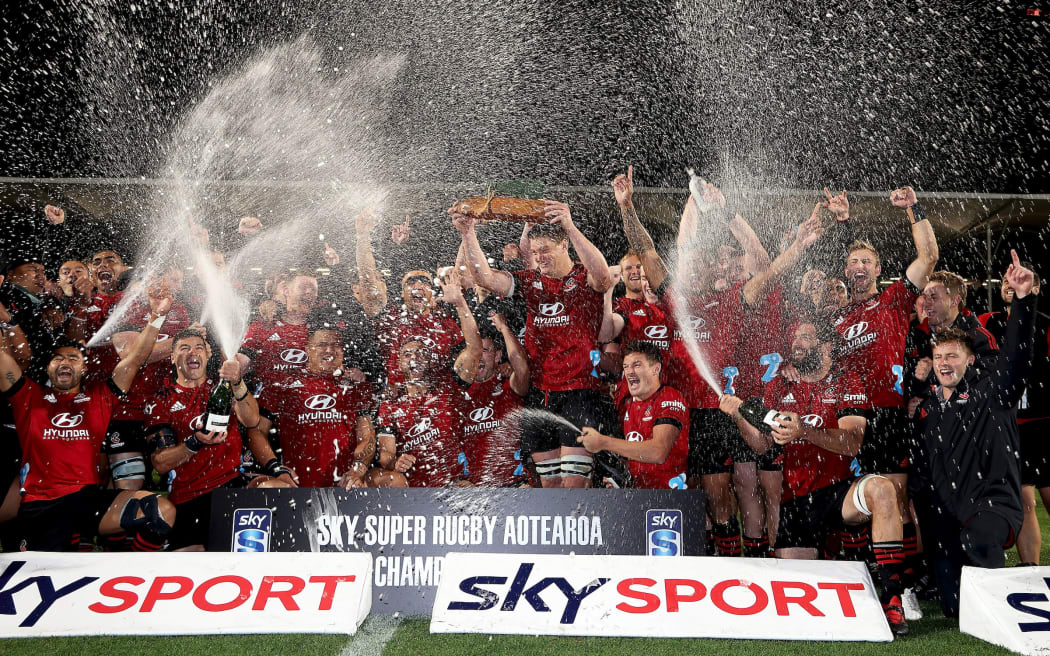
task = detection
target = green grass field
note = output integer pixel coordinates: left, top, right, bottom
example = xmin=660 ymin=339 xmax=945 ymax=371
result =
xmin=4 ymin=503 xmax=1046 ymax=656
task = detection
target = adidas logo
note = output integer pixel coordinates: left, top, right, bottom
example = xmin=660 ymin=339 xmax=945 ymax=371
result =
xmin=170 ymin=401 xmax=186 ymax=412
xmin=85 ymin=305 xmax=101 ymax=313
xmin=782 ymin=393 xmax=796 ymax=403
xmin=44 ymin=394 xmax=57 ymax=403
xmin=267 ymin=333 xmax=281 ymax=342
xmin=286 ymin=380 xmax=305 ymax=389
xmin=632 ymin=309 xmax=647 ymax=316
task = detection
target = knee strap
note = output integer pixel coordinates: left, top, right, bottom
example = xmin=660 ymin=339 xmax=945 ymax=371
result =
xmin=852 ymin=474 xmax=887 ymax=518
xmin=534 ymin=457 xmax=562 ymax=479
xmin=111 ymin=456 xmax=146 ymax=482
xmin=120 ymin=494 xmax=172 ymax=537
xmin=561 ymin=455 xmax=594 ymax=478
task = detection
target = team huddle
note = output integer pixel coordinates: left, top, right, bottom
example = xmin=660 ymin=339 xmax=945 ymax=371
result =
xmin=0 ymin=170 xmax=1044 ymax=636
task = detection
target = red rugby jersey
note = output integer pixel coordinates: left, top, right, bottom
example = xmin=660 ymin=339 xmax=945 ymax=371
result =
xmin=241 ymin=319 xmax=310 ymax=387
xmin=621 ymin=385 xmax=690 ymax=490
xmin=374 ymin=381 xmax=468 ymax=488
xmin=512 ymin=264 xmax=604 ymax=392
xmin=374 ymin=305 xmax=463 ymax=385
xmin=831 ymin=279 xmax=919 ymax=408
xmin=145 ymin=380 xmax=242 ymax=504
xmin=762 ymin=369 xmax=869 ymax=502
xmin=6 ymin=377 xmax=123 ymax=503
xmin=661 ymin=282 xmax=746 ymax=409
xmin=257 ymin=370 xmax=375 ymax=487
xmin=464 ymin=375 xmax=525 ymax=487
xmin=84 ymin=290 xmax=122 ymax=340
xmin=733 ymin=286 xmax=786 ymax=400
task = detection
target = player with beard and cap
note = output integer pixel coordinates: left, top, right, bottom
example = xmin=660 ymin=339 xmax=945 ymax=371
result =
xmin=616 ymin=166 xmax=824 ymax=557
xmin=577 ymin=341 xmax=690 ymax=490
xmin=453 ymin=197 xmax=612 ymax=489
xmin=461 ymin=312 xmax=530 ymax=487
xmin=0 ymin=284 xmax=177 ymax=552
xmin=978 ymin=260 xmax=1049 ymax=567
xmin=909 ymin=252 xmax=1036 ymax=618
xmin=719 ymin=319 xmax=911 ymax=636
xmin=255 ymin=308 xmax=377 ymax=489
xmin=369 ymin=270 xmax=482 ymax=488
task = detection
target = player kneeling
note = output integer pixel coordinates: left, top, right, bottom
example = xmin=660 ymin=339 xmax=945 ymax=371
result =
xmin=577 ymin=341 xmax=689 ymax=490
xmin=719 ymin=319 xmax=909 ymax=636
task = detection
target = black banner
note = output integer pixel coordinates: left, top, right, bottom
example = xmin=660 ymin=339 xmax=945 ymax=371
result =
xmin=210 ymin=488 xmax=706 ymax=615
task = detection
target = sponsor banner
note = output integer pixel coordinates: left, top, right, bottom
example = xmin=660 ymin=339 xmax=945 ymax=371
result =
xmin=210 ymin=488 xmax=705 ymax=615
xmin=960 ymin=565 xmax=1050 ymax=656
xmin=0 ymin=552 xmax=371 ymax=637
xmin=431 ymin=553 xmax=892 ymax=641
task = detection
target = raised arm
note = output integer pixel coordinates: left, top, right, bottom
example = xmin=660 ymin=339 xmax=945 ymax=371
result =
xmin=441 ymin=270 xmax=483 ymax=384
xmin=519 ymin=222 xmax=537 ymax=270
xmin=545 ymin=200 xmax=611 ymax=293
xmin=613 ymin=166 xmax=670 ymax=292
xmin=492 ymin=312 xmax=530 ymax=397
xmin=741 ymin=205 xmax=824 ymax=308
xmin=0 ymin=293 xmax=31 ymax=375
xmin=728 ymin=214 xmax=771 ymax=275
xmin=718 ymin=395 xmax=773 ymax=455
xmin=341 ymin=415 xmax=377 ymax=489
xmin=774 ymin=413 xmax=866 ymax=457
xmin=994 ymin=251 xmax=1038 ymax=407
xmin=111 ymin=286 xmax=172 ymax=393
xmin=450 ymin=211 xmax=514 ymax=297
xmin=221 ymin=358 xmax=260 ymax=430
xmin=0 ymin=326 xmax=23 ymax=393
xmin=577 ymin=424 xmax=679 ymax=464
xmin=891 ymin=186 xmax=939 ymax=291
xmin=354 ymin=208 xmax=388 ymax=317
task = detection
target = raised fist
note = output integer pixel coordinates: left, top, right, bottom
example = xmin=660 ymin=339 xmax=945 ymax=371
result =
xmin=889 ymin=186 xmax=918 ymax=209
xmin=238 ymin=216 xmax=263 ymax=235
xmin=44 ymin=204 xmax=65 ymax=225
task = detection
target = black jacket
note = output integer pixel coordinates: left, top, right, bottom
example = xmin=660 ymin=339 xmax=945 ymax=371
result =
xmin=905 ymin=309 xmax=999 ymax=398
xmin=908 ymin=294 xmax=1036 ymax=533
xmin=980 ymin=308 xmax=1050 ymax=421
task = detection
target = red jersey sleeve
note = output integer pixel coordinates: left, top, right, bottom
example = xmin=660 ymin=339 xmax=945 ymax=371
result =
xmin=837 ymin=369 xmax=871 ymax=418
xmin=653 ymin=388 xmax=689 ymax=432
xmin=374 ymin=400 xmax=398 ymax=437
xmin=145 ymin=392 xmax=171 ymax=431
xmin=240 ymin=321 xmax=265 ymax=356
xmin=885 ymin=278 xmax=920 ymax=314
xmin=4 ymin=376 xmax=41 ymax=424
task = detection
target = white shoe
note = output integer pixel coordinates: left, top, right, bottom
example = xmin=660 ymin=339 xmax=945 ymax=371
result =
xmin=902 ymin=587 xmax=923 ymax=621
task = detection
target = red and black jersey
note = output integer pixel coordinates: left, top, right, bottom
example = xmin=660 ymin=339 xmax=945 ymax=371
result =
xmin=145 ymin=380 xmax=242 ymax=504
xmin=621 ymin=385 xmax=690 ymax=490
xmin=733 ymin=286 xmax=786 ymax=400
xmin=374 ymin=305 xmax=463 ymax=385
xmin=661 ymin=282 xmax=746 ymax=409
xmin=831 ymin=279 xmax=919 ymax=408
xmin=762 ymin=369 xmax=870 ymax=502
xmin=611 ymin=295 xmax=677 ymax=412
xmin=512 ymin=264 xmax=604 ymax=392
xmin=5 ymin=377 xmax=124 ymax=503
xmin=257 ymin=370 xmax=375 ymax=487
xmin=374 ymin=381 xmax=468 ymax=487
xmin=464 ymin=375 xmax=525 ymax=487
xmin=241 ymin=319 xmax=310 ymax=387
xmin=84 ymin=290 xmax=122 ymax=340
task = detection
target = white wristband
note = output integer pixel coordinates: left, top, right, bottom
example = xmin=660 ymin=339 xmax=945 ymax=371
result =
xmin=149 ymin=314 xmax=167 ymax=329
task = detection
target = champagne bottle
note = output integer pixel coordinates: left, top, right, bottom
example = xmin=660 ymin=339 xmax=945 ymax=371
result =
xmin=204 ymin=379 xmax=233 ymax=432
xmin=738 ymin=397 xmax=788 ymax=434
xmin=686 ymin=168 xmax=718 ymax=215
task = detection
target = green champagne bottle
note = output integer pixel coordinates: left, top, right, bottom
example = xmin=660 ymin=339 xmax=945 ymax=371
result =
xmin=204 ymin=379 xmax=233 ymax=432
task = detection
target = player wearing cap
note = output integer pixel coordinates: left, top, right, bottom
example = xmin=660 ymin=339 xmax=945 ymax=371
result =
xmin=452 ymin=199 xmax=612 ymax=489
xmin=0 ymin=284 xmax=176 ymax=552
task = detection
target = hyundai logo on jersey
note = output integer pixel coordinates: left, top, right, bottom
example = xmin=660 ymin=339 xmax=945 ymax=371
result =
xmin=233 ymin=508 xmax=272 ymax=552
xmin=646 ymin=509 xmax=682 ymax=557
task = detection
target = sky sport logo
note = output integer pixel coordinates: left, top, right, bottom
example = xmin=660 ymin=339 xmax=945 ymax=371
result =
xmin=646 ymin=509 xmax=682 ymax=557
xmin=233 ymin=508 xmax=272 ymax=552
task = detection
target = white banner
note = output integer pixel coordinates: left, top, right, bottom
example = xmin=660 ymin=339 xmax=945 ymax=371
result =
xmin=0 ymin=552 xmax=372 ymax=637
xmin=431 ymin=553 xmax=892 ymax=641
xmin=960 ymin=565 xmax=1050 ymax=656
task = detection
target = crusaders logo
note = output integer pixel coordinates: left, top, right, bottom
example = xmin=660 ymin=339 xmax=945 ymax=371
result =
xmin=50 ymin=413 xmax=84 ymax=428
xmin=538 ymin=302 xmax=565 ymax=317
xmin=280 ymin=348 xmax=308 ymax=364
xmin=304 ymin=394 xmax=337 ymax=410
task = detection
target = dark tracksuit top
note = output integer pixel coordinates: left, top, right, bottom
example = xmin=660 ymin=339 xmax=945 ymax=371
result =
xmin=908 ymin=294 xmax=1036 ymax=538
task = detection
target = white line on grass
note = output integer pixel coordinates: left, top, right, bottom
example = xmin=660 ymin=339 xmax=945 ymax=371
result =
xmin=339 ymin=615 xmax=401 ymax=656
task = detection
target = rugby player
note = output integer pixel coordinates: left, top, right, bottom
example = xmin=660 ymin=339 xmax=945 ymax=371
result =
xmin=0 ymin=283 xmax=176 ymax=552
xmin=720 ymin=318 xmax=910 ymax=635
xmin=237 ymin=273 xmax=319 ymax=387
xmin=452 ymin=198 xmax=612 ymax=489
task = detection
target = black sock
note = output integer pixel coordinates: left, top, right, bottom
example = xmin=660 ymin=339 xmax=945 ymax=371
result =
xmin=841 ymin=524 xmax=873 ymax=563
xmin=873 ymin=540 xmax=905 ymax=605
xmin=712 ymin=518 xmax=742 ymax=557
xmin=902 ymin=522 xmax=921 ymax=587
xmin=743 ymin=533 xmax=769 ymax=558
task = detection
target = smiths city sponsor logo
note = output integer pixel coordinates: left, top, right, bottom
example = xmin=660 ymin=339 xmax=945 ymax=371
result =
xmin=660 ymin=400 xmax=687 ymax=413
xmin=843 ymin=393 xmax=868 ymax=404
xmin=402 ymin=416 xmax=441 ymax=450
xmin=232 ymin=508 xmax=272 ymax=553
xmin=43 ymin=413 xmax=90 ymax=440
xmin=297 ymin=393 xmax=342 ymax=423
xmin=841 ymin=321 xmax=877 ymax=352
xmin=534 ymin=303 xmax=569 ymax=327
xmin=647 ymin=509 xmax=683 ymax=557
xmin=72 ymin=394 xmax=91 ymax=404
xmin=464 ymin=406 xmax=502 ymax=435
xmin=447 ymin=562 xmax=608 ymax=624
